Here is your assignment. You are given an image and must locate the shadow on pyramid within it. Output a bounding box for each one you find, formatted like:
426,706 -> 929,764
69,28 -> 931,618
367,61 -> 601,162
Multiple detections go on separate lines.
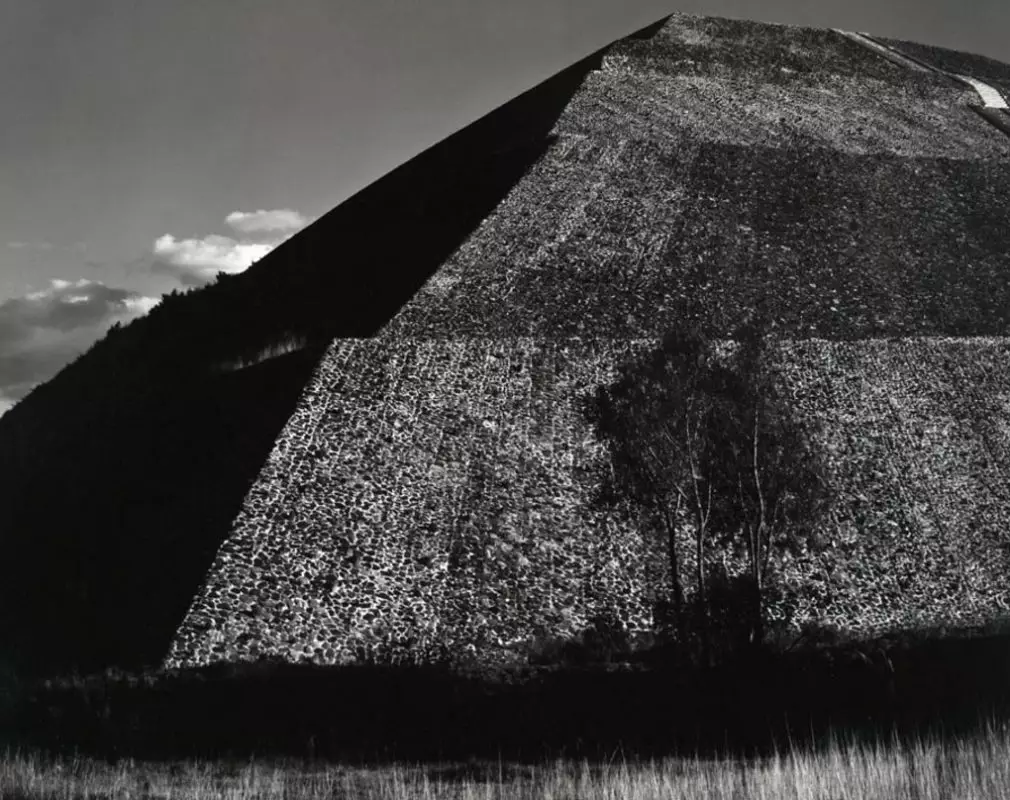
0,23 -> 620,679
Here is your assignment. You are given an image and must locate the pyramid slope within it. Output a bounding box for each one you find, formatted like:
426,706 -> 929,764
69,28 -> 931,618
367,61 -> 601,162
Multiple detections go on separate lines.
0,20 -> 615,677
165,15 -> 1010,670
165,336 -> 1010,668
385,138 -> 1010,340
880,35 -> 1010,98
381,15 -> 1010,342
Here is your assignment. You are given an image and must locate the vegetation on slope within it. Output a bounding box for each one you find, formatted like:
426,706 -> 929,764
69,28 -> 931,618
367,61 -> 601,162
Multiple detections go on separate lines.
9,616 -> 1010,764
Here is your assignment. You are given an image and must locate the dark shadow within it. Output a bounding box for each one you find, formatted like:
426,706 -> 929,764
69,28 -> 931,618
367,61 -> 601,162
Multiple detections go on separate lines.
0,24 -> 639,679
651,141 -> 1010,341
0,345 -> 328,680
972,106 -> 1010,139
9,624 -> 1010,765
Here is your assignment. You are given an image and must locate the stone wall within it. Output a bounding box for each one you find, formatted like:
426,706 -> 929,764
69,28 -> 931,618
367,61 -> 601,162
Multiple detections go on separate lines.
167,339 -> 663,668
166,337 -> 1010,668
166,14 -> 1010,669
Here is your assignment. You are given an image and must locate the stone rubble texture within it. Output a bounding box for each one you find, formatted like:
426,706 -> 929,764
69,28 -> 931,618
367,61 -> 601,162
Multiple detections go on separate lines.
164,13 -> 1010,670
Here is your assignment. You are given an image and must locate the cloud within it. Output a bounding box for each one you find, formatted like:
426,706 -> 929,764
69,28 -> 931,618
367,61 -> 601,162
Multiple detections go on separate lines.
225,209 -> 313,234
152,234 -> 275,286
122,295 -> 161,315
0,278 -> 159,417
152,208 -> 311,287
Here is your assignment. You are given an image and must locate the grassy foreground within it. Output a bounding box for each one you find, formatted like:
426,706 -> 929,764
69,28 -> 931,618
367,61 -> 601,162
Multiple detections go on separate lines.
6,722 -> 1010,799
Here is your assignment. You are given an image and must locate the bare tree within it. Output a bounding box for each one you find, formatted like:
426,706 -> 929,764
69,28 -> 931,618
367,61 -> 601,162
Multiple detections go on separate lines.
585,316 -> 833,660
702,318 -> 834,648
583,325 -> 724,657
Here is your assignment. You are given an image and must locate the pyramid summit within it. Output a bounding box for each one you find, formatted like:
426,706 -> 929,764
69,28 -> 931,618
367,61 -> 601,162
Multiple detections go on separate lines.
3,13 -> 1010,678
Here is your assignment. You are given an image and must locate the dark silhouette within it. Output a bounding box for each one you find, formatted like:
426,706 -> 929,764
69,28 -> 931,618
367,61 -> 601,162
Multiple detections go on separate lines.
0,34 -> 618,681
9,623 -> 1010,765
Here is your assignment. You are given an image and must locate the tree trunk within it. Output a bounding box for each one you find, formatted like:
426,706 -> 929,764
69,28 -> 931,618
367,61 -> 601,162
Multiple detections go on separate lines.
696,517 -> 710,668
750,415 -> 766,652
662,505 -> 685,644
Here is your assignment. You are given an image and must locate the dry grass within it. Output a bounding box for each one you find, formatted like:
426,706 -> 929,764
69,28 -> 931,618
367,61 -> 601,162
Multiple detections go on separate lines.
216,334 -> 310,373
6,721 -> 1010,799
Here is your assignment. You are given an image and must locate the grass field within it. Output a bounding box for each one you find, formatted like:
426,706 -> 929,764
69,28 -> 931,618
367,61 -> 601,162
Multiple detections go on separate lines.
6,722 -> 1010,799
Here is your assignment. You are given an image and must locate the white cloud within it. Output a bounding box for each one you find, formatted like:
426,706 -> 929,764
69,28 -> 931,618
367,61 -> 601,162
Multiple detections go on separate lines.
122,295 -> 161,315
0,278 -> 160,413
225,208 -> 313,234
152,206 -> 311,287
152,234 -> 275,285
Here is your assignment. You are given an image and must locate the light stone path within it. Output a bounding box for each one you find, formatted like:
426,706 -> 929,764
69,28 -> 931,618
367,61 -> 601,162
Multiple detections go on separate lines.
958,75 -> 1010,110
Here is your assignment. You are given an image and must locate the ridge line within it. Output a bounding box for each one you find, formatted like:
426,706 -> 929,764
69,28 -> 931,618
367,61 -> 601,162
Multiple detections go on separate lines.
834,28 -> 1009,110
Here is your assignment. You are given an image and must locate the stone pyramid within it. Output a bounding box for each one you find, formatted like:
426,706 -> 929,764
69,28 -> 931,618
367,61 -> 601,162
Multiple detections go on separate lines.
3,13 -> 1010,678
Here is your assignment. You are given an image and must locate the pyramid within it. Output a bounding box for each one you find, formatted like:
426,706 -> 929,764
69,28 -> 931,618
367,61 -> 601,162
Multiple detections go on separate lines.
3,13 -> 1010,678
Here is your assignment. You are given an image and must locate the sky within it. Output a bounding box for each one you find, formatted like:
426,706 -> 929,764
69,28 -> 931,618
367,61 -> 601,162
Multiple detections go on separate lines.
2,0 -> 1009,415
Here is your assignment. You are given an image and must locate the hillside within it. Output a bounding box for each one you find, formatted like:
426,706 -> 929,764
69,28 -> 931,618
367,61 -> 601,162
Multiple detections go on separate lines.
2,12 -> 1010,678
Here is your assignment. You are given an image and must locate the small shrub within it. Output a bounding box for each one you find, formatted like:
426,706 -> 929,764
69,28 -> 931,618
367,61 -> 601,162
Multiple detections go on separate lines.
527,633 -> 569,666
581,613 -> 632,663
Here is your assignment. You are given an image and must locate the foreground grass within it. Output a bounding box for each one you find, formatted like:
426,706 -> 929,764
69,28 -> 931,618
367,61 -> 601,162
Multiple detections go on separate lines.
6,723 -> 1010,799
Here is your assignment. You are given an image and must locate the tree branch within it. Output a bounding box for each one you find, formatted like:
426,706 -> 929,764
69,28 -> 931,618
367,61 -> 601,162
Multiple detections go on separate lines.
752,410 -> 767,588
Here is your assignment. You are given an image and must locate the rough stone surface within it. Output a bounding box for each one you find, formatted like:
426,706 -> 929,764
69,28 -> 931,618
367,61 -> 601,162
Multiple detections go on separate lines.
165,14 -> 1010,669
881,35 -> 1010,99
166,337 -> 1010,668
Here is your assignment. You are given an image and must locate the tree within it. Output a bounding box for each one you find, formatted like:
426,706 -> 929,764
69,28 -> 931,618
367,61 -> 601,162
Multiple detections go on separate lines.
583,324 -> 727,659
702,318 -> 833,648
584,316 -> 833,662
